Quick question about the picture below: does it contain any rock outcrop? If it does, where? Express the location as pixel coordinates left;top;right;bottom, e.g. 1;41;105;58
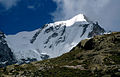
0;31;16;67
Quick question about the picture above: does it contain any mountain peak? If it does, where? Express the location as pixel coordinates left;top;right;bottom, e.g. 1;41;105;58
54;14;88;27
69;14;87;22
5;13;105;65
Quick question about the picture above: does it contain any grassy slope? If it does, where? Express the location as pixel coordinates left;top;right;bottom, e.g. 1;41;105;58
0;32;120;77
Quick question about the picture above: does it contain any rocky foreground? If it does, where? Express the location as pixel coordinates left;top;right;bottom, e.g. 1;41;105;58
0;32;120;77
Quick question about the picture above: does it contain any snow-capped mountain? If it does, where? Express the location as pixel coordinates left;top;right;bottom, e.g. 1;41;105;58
5;14;105;63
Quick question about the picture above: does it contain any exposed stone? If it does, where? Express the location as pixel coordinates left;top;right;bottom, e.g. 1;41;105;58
0;31;17;67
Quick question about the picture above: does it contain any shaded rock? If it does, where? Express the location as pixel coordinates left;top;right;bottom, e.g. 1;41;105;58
88;22;105;38
80;39;94;50
0;31;17;67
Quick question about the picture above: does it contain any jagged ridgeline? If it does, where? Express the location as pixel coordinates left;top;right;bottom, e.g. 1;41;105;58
0;32;120;77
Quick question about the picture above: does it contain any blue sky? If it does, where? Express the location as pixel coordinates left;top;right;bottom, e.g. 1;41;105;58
0;0;56;34
0;0;120;34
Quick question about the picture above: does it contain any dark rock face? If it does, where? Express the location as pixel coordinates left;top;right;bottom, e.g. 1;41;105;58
0;31;17;67
80;39;94;50
30;29;42;44
41;54;49;60
30;24;49;44
88;22;105;38
45;26;54;33
80;24;89;37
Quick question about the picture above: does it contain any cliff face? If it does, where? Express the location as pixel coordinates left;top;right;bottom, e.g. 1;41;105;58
0;32;120;77
0;31;16;67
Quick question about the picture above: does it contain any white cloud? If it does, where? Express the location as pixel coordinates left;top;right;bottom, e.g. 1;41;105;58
52;0;120;31
0;0;19;10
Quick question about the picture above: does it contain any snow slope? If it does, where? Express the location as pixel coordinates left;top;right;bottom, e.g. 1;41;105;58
6;14;105;63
